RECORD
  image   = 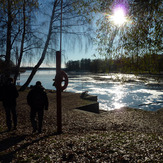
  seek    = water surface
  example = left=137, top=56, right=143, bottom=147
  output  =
left=19, top=70, right=163, bottom=111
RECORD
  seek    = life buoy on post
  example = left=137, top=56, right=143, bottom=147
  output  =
left=53, top=70, right=68, bottom=91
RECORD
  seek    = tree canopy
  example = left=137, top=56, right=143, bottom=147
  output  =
left=0, top=0, right=162, bottom=88
left=0, top=0, right=97, bottom=89
left=94, top=0, right=162, bottom=73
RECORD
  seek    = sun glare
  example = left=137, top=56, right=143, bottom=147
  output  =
left=110, top=7, right=127, bottom=26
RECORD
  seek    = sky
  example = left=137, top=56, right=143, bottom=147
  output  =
left=22, top=0, right=129, bottom=68
left=64, top=45, right=96, bottom=61
left=21, top=0, right=99, bottom=68
left=22, top=31, right=97, bottom=68
left=50, top=0, right=129, bottom=66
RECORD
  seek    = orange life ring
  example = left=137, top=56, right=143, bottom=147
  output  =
left=53, top=70, right=68, bottom=91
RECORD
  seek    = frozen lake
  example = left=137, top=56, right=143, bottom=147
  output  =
left=19, top=70, right=163, bottom=111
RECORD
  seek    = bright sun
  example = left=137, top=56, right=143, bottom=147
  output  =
left=110, top=7, right=127, bottom=26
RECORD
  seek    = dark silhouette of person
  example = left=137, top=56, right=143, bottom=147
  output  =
left=2, top=77, right=19, bottom=131
left=27, top=81, right=48, bottom=133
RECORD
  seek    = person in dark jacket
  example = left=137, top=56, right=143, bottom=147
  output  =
left=27, top=81, right=48, bottom=133
left=2, top=77, right=19, bottom=131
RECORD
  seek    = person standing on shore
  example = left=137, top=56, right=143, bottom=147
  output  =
left=27, top=81, right=48, bottom=133
left=2, top=77, right=19, bottom=131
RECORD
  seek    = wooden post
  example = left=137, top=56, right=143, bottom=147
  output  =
left=56, top=51, right=62, bottom=134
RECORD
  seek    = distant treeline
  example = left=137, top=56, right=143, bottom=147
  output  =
left=66, top=55, right=163, bottom=74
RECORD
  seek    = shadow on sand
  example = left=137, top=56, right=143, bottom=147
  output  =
left=0, top=132, right=58, bottom=162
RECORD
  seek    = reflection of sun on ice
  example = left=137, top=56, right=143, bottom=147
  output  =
left=113, top=85, right=125, bottom=109
left=113, top=102, right=125, bottom=109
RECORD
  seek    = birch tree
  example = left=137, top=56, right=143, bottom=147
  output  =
left=19, top=0, right=97, bottom=91
left=0, top=0, right=39, bottom=80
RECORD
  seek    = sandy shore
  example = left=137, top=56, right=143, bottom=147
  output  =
left=0, top=89, right=163, bottom=162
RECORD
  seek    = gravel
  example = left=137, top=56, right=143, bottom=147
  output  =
left=0, top=89, right=163, bottom=162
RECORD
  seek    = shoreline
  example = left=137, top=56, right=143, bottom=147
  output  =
left=17, top=71, right=163, bottom=112
left=19, top=86, right=163, bottom=113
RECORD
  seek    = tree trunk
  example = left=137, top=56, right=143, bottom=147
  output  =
left=5, top=0, right=12, bottom=78
left=14, top=0, right=26, bottom=84
left=19, top=0, right=58, bottom=91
